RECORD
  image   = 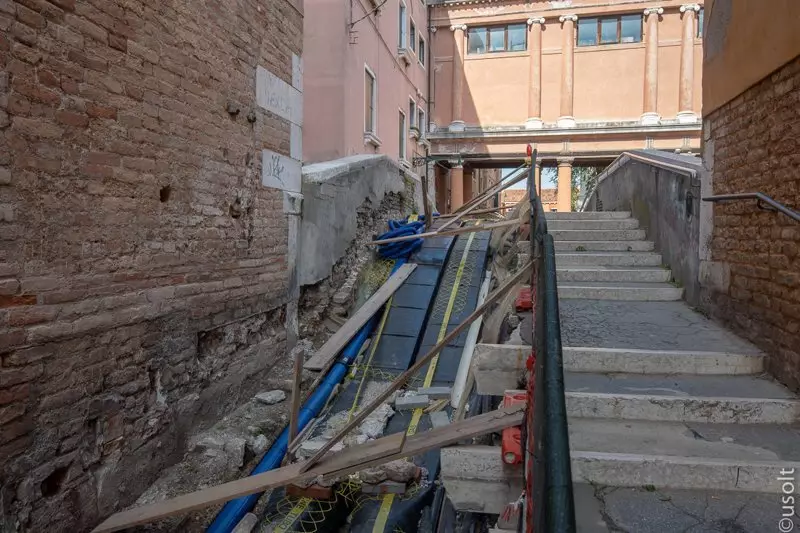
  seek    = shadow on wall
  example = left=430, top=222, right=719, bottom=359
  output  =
left=584, top=151, right=705, bottom=305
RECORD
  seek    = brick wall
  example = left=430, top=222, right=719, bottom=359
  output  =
left=705, top=55, right=800, bottom=391
left=0, top=0, right=302, bottom=530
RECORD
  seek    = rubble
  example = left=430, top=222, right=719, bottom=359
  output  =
left=255, top=390, right=287, bottom=405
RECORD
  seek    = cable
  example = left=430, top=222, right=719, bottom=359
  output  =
left=351, top=0, right=390, bottom=27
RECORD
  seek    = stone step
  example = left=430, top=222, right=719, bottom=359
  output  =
left=557, top=267, right=671, bottom=283
left=572, top=451, right=800, bottom=494
left=545, top=211, right=632, bottom=220
left=552, top=229, right=647, bottom=241
left=558, top=282, right=683, bottom=301
left=548, top=219, right=640, bottom=231
left=574, top=483, right=800, bottom=532
left=564, top=347, right=765, bottom=375
left=555, top=240, right=655, bottom=252
left=564, top=371, right=799, bottom=424
left=556, top=252, right=663, bottom=267
left=571, top=417, right=800, bottom=493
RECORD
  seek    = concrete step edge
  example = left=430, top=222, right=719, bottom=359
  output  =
left=571, top=450, right=800, bottom=493
left=566, top=391, right=800, bottom=424
left=563, top=346, right=765, bottom=375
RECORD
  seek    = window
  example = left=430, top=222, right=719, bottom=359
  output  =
left=467, top=24, right=527, bottom=54
left=577, top=14, right=642, bottom=46
left=364, top=66, right=376, bottom=133
left=398, top=110, right=407, bottom=160
left=418, top=107, right=426, bottom=136
left=398, top=2, right=407, bottom=49
left=418, top=35, right=426, bottom=66
left=409, top=98, right=417, bottom=129
left=468, top=27, right=486, bottom=54
left=467, top=24, right=528, bottom=54
left=697, top=8, right=704, bottom=38
left=410, top=20, right=416, bottom=53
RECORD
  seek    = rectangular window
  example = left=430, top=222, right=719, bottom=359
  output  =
left=467, top=24, right=527, bottom=54
left=697, top=8, right=704, bottom=38
left=577, top=14, right=642, bottom=46
left=399, top=110, right=407, bottom=160
left=398, top=2, right=407, bottom=49
left=410, top=20, right=416, bottom=53
left=507, top=24, right=526, bottom=51
left=418, top=35, right=426, bottom=66
left=577, top=17, right=598, bottom=46
left=418, top=107, right=426, bottom=135
left=364, top=66, right=376, bottom=133
left=409, top=98, right=416, bottom=128
left=468, top=27, right=487, bottom=54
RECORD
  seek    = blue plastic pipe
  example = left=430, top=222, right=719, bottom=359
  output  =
left=206, top=258, right=408, bottom=533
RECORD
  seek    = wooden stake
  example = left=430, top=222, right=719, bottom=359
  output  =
left=370, top=218, right=520, bottom=246
left=299, top=262, right=533, bottom=473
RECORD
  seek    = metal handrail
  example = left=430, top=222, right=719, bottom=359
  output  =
left=524, top=150, right=576, bottom=533
left=703, top=193, right=800, bottom=223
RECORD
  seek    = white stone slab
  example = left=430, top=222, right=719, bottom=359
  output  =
left=262, top=149, right=301, bottom=192
left=291, top=123, right=302, bottom=160
left=256, top=65, right=303, bottom=126
left=292, top=53, right=303, bottom=92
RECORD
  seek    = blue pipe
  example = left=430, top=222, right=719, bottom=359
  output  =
left=207, top=256, right=408, bottom=533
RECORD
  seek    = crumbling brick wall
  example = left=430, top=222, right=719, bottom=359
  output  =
left=704, top=55, right=800, bottom=391
left=0, top=0, right=302, bottom=530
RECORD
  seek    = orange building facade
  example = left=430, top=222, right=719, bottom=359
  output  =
left=428, top=0, right=704, bottom=212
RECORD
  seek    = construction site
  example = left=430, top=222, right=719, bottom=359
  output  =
left=2, top=0, right=800, bottom=532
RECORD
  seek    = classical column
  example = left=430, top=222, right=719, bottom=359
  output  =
left=450, top=164, right=464, bottom=210
left=678, top=4, right=700, bottom=123
left=450, top=24, right=467, bottom=132
left=556, top=158, right=573, bottom=212
left=557, top=15, right=578, bottom=128
left=641, top=7, right=663, bottom=125
left=525, top=17, right=546, bottom=129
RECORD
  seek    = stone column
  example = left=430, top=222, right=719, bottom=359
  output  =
left=556, top=158, right=573, bottom=212
left=450, top=164, right=464, bottom=210
left=450, top=24, right=467, bottom=132
left=557, top=15, right=577, bottom=128
left=678, top=4, right=700, bottom=123
left=641, top=7, right=663, bottom=125
left=525, top=17, right=546, bottom=129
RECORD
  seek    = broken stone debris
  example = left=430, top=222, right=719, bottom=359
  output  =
left=358, top=459, right=421, bottom=484
left=255, top=390, right=287, bottom=405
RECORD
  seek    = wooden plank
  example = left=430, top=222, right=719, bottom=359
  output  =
left=91, top=406, right=524, bottom=533
left=304, top=263, right=417, bottom=371
left=300, top=262, right=533, bottom=473
left=370, top=219, right=520, bottom=246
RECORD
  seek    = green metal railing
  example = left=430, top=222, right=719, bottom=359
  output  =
left=523, top=152, right=576, bottom=533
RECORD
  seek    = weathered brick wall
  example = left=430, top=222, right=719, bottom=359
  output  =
left=0, top=0, right=302, bottom=530
left=705, top=55, right=800, bottom=391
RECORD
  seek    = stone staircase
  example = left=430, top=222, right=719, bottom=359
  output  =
left=547, top=211, right=800, bottom=533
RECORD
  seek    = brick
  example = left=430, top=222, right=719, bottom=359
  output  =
left=0, top=364, right=42, bottom=388
left=108, top=32, right=126, bottom=52
left=86, top=102, right=116, bottom=119
left=0, top=278, right=19, bottom=295
left=0, top=403, right=25, bottom=425
left=7, top=306, right=58, bottom=327
left=49, top=0, right=75, bottom=11
left=16, top=4, right=45, bottom=28
left=0, top=294, right=37, bottom=307
left=0, top=417, right=33, bottom=444
left=55, top=109, right=89, bottom=127
left=67, top=49, right=106, bottom=72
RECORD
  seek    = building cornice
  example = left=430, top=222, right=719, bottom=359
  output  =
left=427, top=121, right=702, bottom=142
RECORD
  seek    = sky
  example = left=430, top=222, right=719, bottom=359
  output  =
left=502, top=167, right=557, bottom=189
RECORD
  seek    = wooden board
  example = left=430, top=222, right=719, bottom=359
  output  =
left=304, top=263, right=417, bottom=371
left=370, top=219, right=520, bottom=246
left=91, top=406, right=524, bottom=533
left=299, top=262, right=533, bottom=472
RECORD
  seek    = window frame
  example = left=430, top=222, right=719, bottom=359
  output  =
left=398, top=109, right=407, bottom=161
left=418, top=106, right=426, bottom=136
left=364, top=64, right=377, bottom=134
left=408, top=97, right=417, bottom=129
left=696, top=8, right=704, bottom=38
left=576, top=13, right=643, bottom=47
left=418, top=34, right=426, bottom=67
left=410, top=18, right=417, bottom=54
left=398, top=0, right=407, bottom=49
left=467, top=23, right=527, bottom=55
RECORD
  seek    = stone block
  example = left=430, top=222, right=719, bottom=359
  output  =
left=429, top=411, right=450, bottom=429
left=416, top=386, right=451, bottom=399
left=395, top=394, right=429, bottom=410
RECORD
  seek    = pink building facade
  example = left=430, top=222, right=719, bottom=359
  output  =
left=303, top=0, right=430, bottom=170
